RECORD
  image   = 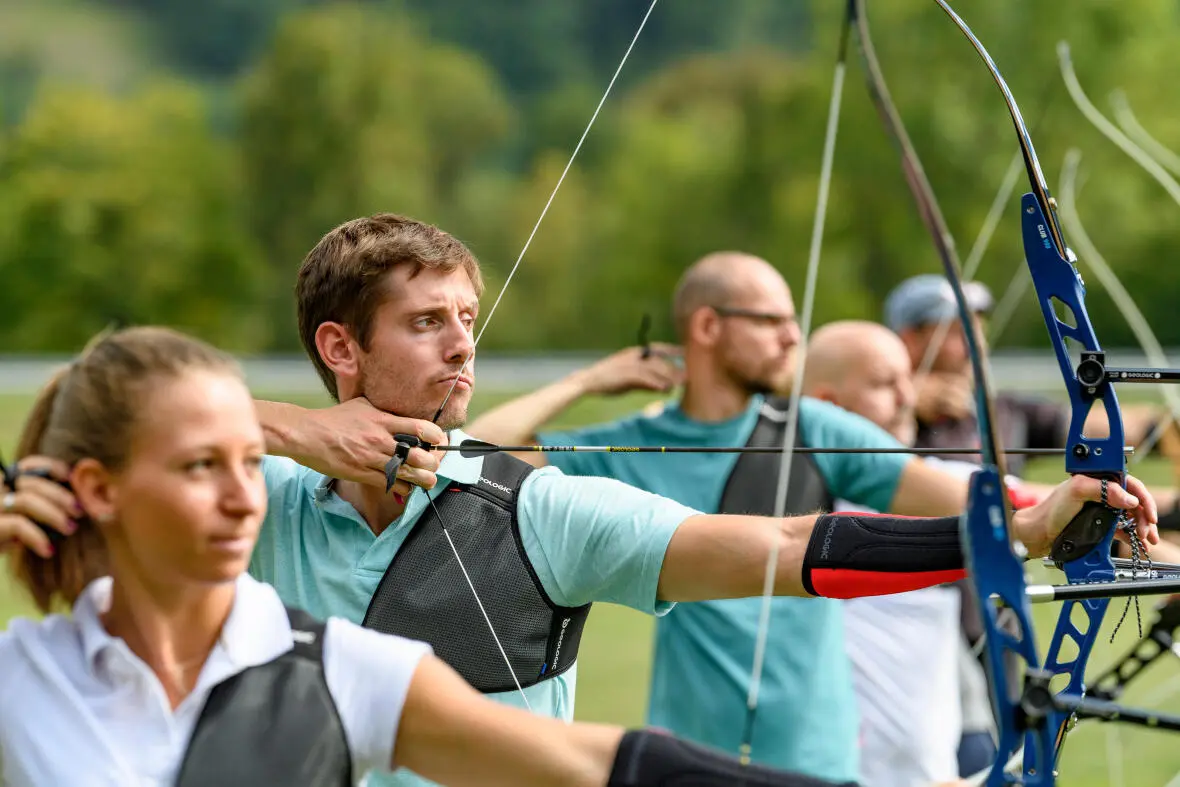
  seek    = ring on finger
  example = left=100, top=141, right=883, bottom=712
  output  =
left=1, top=492, right=15, bottom=514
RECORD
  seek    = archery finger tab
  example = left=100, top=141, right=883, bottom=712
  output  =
left=383, top=456, right=403, bottom=493
left=383, top=437, right=416, bottom=492
left=393, top=433, right=425, bottom=449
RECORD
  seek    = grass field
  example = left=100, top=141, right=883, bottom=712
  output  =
left=3, top=386, right=1180, bottom=784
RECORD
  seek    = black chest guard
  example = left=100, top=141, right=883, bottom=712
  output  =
left=175, top=607, right=352, bottom=787
left=718, top=396, right=834, bottom=516
left=363, top=451, right=591, bottom=693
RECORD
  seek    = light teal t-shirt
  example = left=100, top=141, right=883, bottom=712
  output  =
left=540, top=395, right=911, bottom=783
left=250, top=428, right=696, bottom=787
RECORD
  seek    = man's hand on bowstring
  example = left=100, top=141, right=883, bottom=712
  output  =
left=290, top=397, right=443, bottom=495
left=0, top=456, right=78, bottom=558
left=571, top=345, right=683, bottom=397
left=914, top=370, right=974, bottom=423
left=1011, top=472, right=1158, bottom=558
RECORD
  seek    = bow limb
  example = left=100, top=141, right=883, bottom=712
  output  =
left=1109, top=90, right=1180, bottom=178
left=852, top=0, right=971, bottom=385
left=929, top=78, right=1059, bottom=370
left=1109, top=90, right=1180, bottom=179
left=853, top=8, right=1041, bottom=782
left=931, top=2, right=1130, bottom=784
left=740, top=0, right=854, bottom=762
left=1058, top=42, right=1180, bottom=209
left=851, top=0, right=973, bottom=380
left=851, top=0, right=963, bottom=277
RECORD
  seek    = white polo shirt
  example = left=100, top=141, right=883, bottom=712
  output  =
left=838, top=463, right=964, bottom=787
left=0, top=573, right=431, bottom=786
left=841, top=456, right=1012, bottom=786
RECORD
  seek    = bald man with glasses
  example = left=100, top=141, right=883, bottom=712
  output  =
left=469, top=251, right=973, bottom=784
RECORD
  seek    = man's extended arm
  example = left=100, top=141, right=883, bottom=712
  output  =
left=656, top=474, right=1157, bottom=603
left=467, top=345, right=682, bottom=468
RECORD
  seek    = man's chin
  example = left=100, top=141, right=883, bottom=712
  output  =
left=741, top=378, right=777, bottom=398
left=437, top=405, right=469, bottom=433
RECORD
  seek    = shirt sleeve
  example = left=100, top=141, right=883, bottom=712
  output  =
left=249, top=455, right=307, bottom=582
left=800, top=397, right=911, bottom=513
left=515, top=465, right=700, bottom=612
left=322, top=617, right=433, bottom=778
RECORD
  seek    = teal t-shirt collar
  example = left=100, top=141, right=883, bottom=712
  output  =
left=655, top=394, right=764, bottom=438
left=308, top=428, right=484, bottom=525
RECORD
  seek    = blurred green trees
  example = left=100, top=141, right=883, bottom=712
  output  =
left=0, top=83, right=266, bottom=350
left=1, top=0, right=1178, bottom=353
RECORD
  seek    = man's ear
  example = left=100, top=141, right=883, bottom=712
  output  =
left=315, top=322, right=360, bottom=383
left=688, top=307, right=722, bottom=348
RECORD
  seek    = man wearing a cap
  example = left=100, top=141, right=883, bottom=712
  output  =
left=885, top=274, right=1069, bottom=477
left=884, top=274, right=1164, bottom=475
left=882, top=273, right=1180, bottom=775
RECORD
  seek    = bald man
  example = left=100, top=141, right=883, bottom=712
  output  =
left=804, top=321, right=983, bottom=787
left=469, top=252, right=976, bottom=783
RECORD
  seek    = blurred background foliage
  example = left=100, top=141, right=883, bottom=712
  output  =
left=0, top=0, right=1177, bottom=353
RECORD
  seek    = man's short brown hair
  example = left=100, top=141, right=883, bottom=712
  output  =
left=297, top=213, right=484, bottom=400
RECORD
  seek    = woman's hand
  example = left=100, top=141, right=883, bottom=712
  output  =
left=0, top=456, right=79, bottom=558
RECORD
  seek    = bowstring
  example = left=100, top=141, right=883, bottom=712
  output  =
left=739, top=0, right=852, bottom=763
left=419, top=0, right=661, bottom=711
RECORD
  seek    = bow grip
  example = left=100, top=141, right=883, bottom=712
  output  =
left=1049, top=500, right=1114, bottom=565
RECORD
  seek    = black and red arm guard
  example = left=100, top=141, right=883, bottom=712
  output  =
left=802, top=512, right=966, bottom=599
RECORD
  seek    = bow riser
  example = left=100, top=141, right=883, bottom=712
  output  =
left=1020, top=191, right=1122, bottom=774
left=1021, top=194, right=1126, bottom=479
left=962, top=466, right=1054, bottom=786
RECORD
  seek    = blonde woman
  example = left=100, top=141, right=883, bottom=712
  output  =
left=0, top=326, right=887, bottom=787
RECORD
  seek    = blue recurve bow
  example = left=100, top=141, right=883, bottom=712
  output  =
left=930, top=2, right=1180, bottom=784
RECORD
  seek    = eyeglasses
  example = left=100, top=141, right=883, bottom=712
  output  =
left=712, top=306, right=796, bottom=329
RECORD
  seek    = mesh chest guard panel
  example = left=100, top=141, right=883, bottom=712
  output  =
left=718, top=397, right=834, bottom=516
left=176, top=607, right=351, bottom=787
left=363, top=452, right=591, bottom=693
